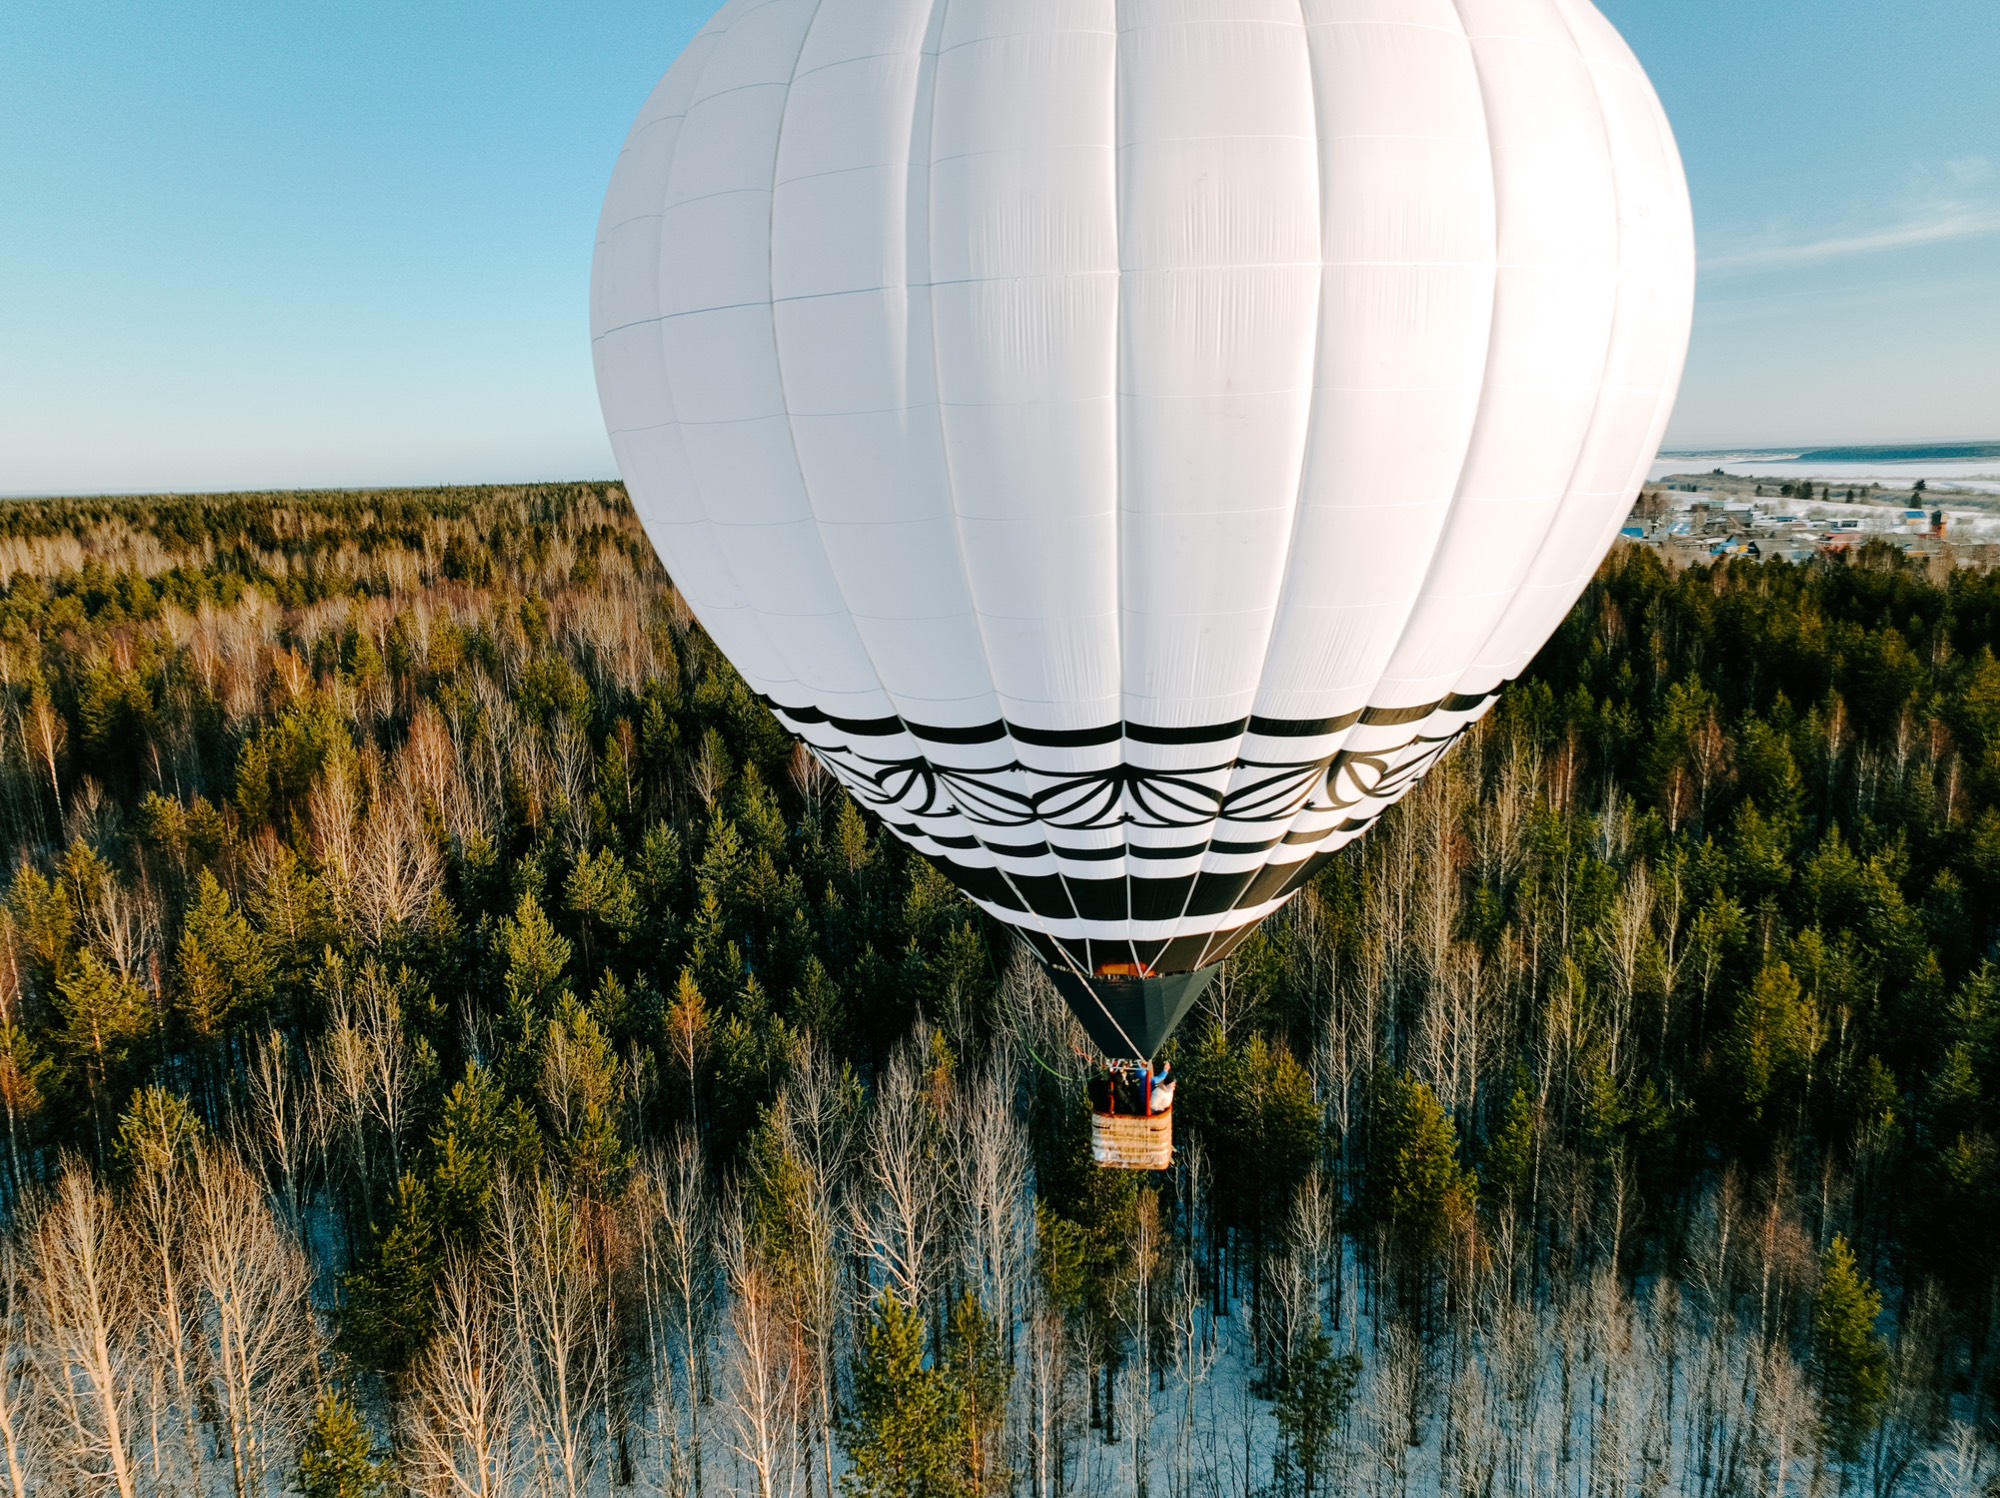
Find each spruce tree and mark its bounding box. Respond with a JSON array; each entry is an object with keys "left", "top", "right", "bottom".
[
  {"left": 54, "top": 949, "right": 154, "bottom": 1141},
  {"left": 1368, "top": 1072, "right": 1477, "bottom": 1271},
  {"left": 176, "top": 868, "right": 274, "bottom": 1040},
  {"left": 1811, "top": 1235, "right": 1891, "bottom": 1461},
  {"left": 944, "top": 1293, "right": 1012, "bottom": 1498},
  {"left": 297, "top": 1390, "right": 393, "bottom": 1498},
  {"left": 843, "top": 1293, "right": 953, "bottom": 1498},
  {"left": 1273, "top": 1323, "right": 1359, "bottom": 1498}
]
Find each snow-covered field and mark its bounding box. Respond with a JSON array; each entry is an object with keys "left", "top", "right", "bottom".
[{"left": 1650, "top": 451, "right": 2000, "bottom": 496}]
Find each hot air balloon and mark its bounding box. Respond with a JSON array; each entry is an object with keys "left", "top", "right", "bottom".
[{"left": 591, "top": 0, "right": 1694, "bottom": 1165}]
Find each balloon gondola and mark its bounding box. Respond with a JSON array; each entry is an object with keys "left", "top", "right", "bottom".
[{"left": 592, "top": 0, "right": 1694, "bottom": 1168}]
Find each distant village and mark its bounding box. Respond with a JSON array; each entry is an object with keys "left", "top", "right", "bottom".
[{"left": 1623, "top": 469, "right": 2000, "bottom": 566}]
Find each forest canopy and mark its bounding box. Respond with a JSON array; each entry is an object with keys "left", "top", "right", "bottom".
[{"left": 0, "top": 484, "right": 1992, "bottom": 1496}]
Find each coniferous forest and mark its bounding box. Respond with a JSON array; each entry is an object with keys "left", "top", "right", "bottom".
[{"left": 0, "top": 482, "right": 1996, "bottom": 1496}]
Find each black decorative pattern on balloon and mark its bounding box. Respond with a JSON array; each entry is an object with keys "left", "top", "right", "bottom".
[
  {"left": 811, "top": 749, "right": 1330, "bottom": 832},
  {"left": 805, "top": 728, "right": 1467, "bottom": 843},
  {"left": 1323, "top": 729, "right": 1466, "bottom": 814}
]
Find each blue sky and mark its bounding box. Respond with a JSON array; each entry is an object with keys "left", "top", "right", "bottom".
[{"left": 2, "top": 1, "right": 1995, "bottom": 494}]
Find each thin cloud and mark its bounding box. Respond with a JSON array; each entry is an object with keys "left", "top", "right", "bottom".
[{"left": 1701, "top": 204, "right": 2000, "bottom": 275}]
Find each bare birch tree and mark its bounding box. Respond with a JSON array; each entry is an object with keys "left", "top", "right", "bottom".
[
  {"left": 351, "top": 773, "right": 443, "bottom": 943},
  {"left": 854, "top": 1031, "right": 947, "bottom": 1312},
  {"left": 242, "top": 1028, "right": 322, "bottom": 1233},
  {"left": 185, "top": 1144, "right": 319, "bottom": 1498},
  {"left": 0, "top": 1242, "right": 43, "bottom": 1498},
  {"left": 633, "top": 1133, "right": 717, "bottom": 1498},
  {"left": 402, "top": 1254, "right": 520, "bottom": 1498},
  {"left": 953, "top": 1048, "right": 1031, "bottom": 1340},
  {"left": 1027, "top": 1215, "right": 1081, "bottom": 1498},
  {"left": 117, "top": 1088, "right": 212, "bottom": 1496},
  {"left": 24, "top": 1165, "right": 143, "bottom": 1498},
  {"left": 766, "top": 1047, "right": 856, "bottom": 1498},
  {"left": 719, "top": 1198, "right": 797, "bottom": 1498},
  {"left": 494, "top": 1171, "right": 613, "bottom": 1498}
]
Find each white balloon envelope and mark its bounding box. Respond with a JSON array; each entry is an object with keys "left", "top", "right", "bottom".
[{"left": 591, "top": 0, "right": 1695, "bottom": 1061}]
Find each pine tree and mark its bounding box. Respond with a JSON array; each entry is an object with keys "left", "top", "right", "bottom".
[
  {"left": 540, "top": 991, "right": 632, "bottom": 1194},
  {"left": 428, "top": 1060, "right": 541, "bottom": 1238},
  {"left": 944, "top": 1293, "right": 1012, "bottom": 1498},
  {"left": 842, "top": 1293, "right": 954, "bottom": 1498},
  {"left": 666, "top": 967, "right": 712, "bottom": 1134},
  {"left": 297, "top": 1390, "right": 393, "bottom": 1498},
  {"left": 834, "top": 798, "right": 873, "bottom": 880},
  {"left": 711, "top": 978, "right": 792, "bottom": 1157},
  {"left": 1811, "top": 1235, "right": 1891, "bottom": 1461},
  {"left": 9, "top": 865, "right": 74, "bottom": 992},
  {"left": 790, "top": 953, "right": 845, "bottom": 1046},
  {"left": 1368, "top": 1072, "right": 1477, "bottom": 1272},
  {"left": 0, "top": 1019, "right": 56, "bottom": 1192},
  {"left": 114, "top": 1084, "right": 204, "bottom": 1180},
  {"left": 501, "top": 891, "right": 573, "bottom": 1014},
  {"left": 1035, "top": 1204, "right": 1088, "bottom": 1327},
  {"left": 1272, "top": 1323, "right": 1359, "bottom": 1498},
  {"left": 340, "top": 1174, "right": 443, "bottom": 1374},
  {"left": 1727, "top": 960, "right": 1823, "bottom": 1126},
  {"left": 246, "top": 841, "right": 334, "bottom": 1008},
  {"left": 1482, "top": 1078, "right": 1537, "bottom": 1206},
  {"left": 696, "top": 808, "right": 751, "bottom": 924},
  {"left": 176, "top": 868, "right": 274, "bottom": 1040},
  {"left": 689, "top": 890, "right": 744, "bottom": 1003},
  {"left": 54, "top": 950, "right": 154, "bottom": 1141},
  {"left": 566, "top": 845, "right": 639, "bottom": 974},
  {"left": 636, "top": 819, "right": 686, "bottom": 951}
]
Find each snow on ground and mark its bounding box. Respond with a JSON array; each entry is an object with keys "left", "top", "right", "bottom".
[
  {"left": 1649, "top": 454, "right": 2000, "bottom": 496},
  {"left": 1032, "top": 1253, "right": 1988, "bottom": 1498}
]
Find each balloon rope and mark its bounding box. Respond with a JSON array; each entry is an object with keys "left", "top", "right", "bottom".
[
  {"left": 1075, "top": 978, "right": 1144, "bottom": 1065},
  {"left": 1019, "top": 1034, "right": 1074, "bottom": 1084},
  {"left": 981, "top": 935, "right": 1088, "bottom": 1085},
  {"left": 1036, "top": 921, "right": 1147, "bottom": 1065}
]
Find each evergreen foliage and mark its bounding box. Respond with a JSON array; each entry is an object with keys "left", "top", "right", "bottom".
[
  {"left": 842, "top": 1294, "right": 956, "bottom": 1498},
  {"left": 1368, "top": 1073, "right": 1477, "bottom": 1274},
  {"left": 1271, "top": 1323, "right": 1360, "bottom": 1498},
  {"left": 1811, "top": 1234, "right": 1891, "bottom": 1461},
  {"left": 0, "top": 487, "right": 1987, "bottom": 1487},
  {"left": 296, "top": 1390, "right": 393, "bottom": 1498}
]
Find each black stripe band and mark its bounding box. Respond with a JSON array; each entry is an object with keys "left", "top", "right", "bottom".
[{"left": 765, "top": 693, "right": 1499, "bottom": 746}]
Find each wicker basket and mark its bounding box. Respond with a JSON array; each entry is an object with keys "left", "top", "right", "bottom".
[{"left": 1091, "top": 1107, "right": 1173, "bottom": 1171}]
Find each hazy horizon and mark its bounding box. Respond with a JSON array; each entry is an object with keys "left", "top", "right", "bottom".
[{"left": 15, "top": 442, "right": 2000, "bottom": 506}]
